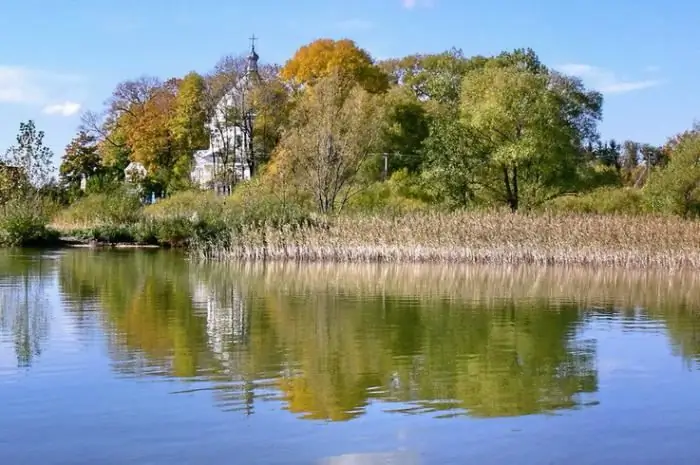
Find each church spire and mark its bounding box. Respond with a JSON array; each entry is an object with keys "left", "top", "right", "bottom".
[{"left": 246, "top": 34, "right": 259, "bottom": 76}]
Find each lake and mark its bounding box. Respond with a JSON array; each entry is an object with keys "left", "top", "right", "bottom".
[{"left": 2, "top": 250, "right": 700, "bottom": 464}]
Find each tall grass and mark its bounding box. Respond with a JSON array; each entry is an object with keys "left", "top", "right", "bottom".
[
  {"left": 192, "top": 211, "right": 700, "bottom": 269},
  {"left": 0, "top": 197, "right": 59, "bottom": 246}
]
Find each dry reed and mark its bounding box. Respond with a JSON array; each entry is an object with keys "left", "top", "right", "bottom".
[{"left": 193, "top": 211, "right": 700, "bottom": 269}]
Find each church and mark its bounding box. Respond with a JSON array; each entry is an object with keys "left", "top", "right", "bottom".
[
  {"left": 190, "top": 37, "right": 261, "bottom": 192},
  {"left": 124, "top": 37, "right": 262, "bottom": 194}
]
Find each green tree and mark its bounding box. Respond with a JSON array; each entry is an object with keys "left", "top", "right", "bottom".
[
  {"left": 381, "top": 86, "right": 430, "bottom": 173},
  {"left": 2, "top": 120, "right": 54, "bottom": 190},
  {"left": 59, "top": 131, "right": 102, "bottom": 191},
  {"left": 279, "top": 73, "right": 387, "bottom": 213},
  {"left": 421, "top": 111, "right": 488, "bottom": 208},
  {"left": 380, "top": 48, "right": 486, "bottom": 108},
  {"left": 645, "top": 130, "right": 700, "bottom": 217},
  {"left": 459, "top": 61, "right": 602, "bottom": 211}
]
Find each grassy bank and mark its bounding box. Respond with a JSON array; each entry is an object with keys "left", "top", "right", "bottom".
[
  {"left": 7, "top": 187, "right": 700, "bottom": 270},
  {"left": 191, "top": 211, "right": 700, "bottom": 269}
]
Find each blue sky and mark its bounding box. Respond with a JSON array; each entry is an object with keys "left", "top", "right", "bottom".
[{"left": 1, "top": 0, "right": 698, "bottom": 168}]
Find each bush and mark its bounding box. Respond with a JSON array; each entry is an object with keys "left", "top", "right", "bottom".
[
  {"left": 143, "top": 190, "right": 224, "bottom": 221},
  {"left": 0, "top": 198, "right": 59, "bottom": 246},
  {"left": 544, "top": 187, "right": 646, "bottom": 215},
  {"left": 345, "top": 170, "right": 431, "bottom": 215},
  {"left": 56, "top": 187, "right": 142, "bottom": 227}
]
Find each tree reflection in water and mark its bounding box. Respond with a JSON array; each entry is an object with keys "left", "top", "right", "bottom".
[
  {"left": 56, "top": 253, "right": 609, "bottom": 421},
  {"left": 0, "top": 251, "right": 53, "bottom": 368}
]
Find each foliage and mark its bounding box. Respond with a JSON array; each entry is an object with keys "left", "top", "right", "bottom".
[
  {"left": 381, "top": 86, "right": 430, "bottom": 172},
  {"left": 59, "top": 131, "right": 102, "bottom": 192},
  {"left": 279, "top": 73, "right": 387, "bottom": 213},
  {"left": 281, "top": 39, "right": 389, "bottom": 93},
  {"left": 143, "top": 190, "right": 225, "bottom": 221},
  {"left": 0, "top": 197, "right": 58, "bottom": 246},
  {"left": 2, "top": 120, "right": 54, "bottom": 190},
  {"left": 644, "top": 131, "right": 700, "bottom": 217},
  {"left": 379, "top": 47, "right": 484, "bottom": 108},
  {"left": 544, "top": 187, "right": 646, "bottom": 215},
  {"left": 420, "top": 110, "right": 487, "bottom": 208},
  {"left": 55, "top": 187, "right": 143, "bottom": 227},
  {"left": 345, "top": 169, "right": 431, "bottom": 214},
  {"left": 458, "top": 60, "right": 602, "bottom": 210}
]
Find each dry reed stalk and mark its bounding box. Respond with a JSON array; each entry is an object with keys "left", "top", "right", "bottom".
[{"left": 193, "top": 212, "right": 700, "bottom": 270}]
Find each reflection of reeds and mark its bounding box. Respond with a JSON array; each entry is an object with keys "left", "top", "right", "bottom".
[
  {"left": 200, "top": 261, "right": 700, "bottom": 311},
  {"left": 192, "top": 212, "right": 700, "bottom": 269}
]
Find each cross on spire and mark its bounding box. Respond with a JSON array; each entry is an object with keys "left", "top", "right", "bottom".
[{"left": 249, "top": 34, "right": 257, "bottom": 52}]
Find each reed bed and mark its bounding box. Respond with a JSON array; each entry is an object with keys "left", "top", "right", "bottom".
[{"left": 192, "top": 211, "right": 700, "bottom": 269}]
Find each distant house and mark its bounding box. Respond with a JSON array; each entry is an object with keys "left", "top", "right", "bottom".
[
  {"left": 124, "top": 161, "right": 147, "bottom": 184},
  {"left": 191, "top": 39, "right": 261, "bottom": 192}
]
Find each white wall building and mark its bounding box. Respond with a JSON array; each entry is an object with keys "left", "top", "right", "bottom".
[{"left": 191, "top": 39, "right": 261, "bottom": 191}]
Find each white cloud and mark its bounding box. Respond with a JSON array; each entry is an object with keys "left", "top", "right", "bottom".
[
  {"left": 0, "top": 65, "right": 83, "bottom": 110},
  {"left": 42, "top": 101, "right": 82, "bottom": 117},
  {"left": 555, "top": 63, "right": 661, "bottom": 94},
  {"left": 402, "top": 0, "right": 434, "bottom": 9}
]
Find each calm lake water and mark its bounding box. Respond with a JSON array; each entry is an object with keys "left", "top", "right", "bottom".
[{"left": 2, "top": 250, "right": 700, "bottom": 464}]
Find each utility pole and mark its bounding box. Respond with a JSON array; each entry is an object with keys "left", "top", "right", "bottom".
[{"left": 382, "top": 153, "right": 388, "bottom": 181}]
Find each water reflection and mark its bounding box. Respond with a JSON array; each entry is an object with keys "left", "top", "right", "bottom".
[
  {"left": 0, "top": 251, "right": 54, "bottom": 368},
  {"left": 0, "top": 250, "right": 692, "bottom": 423},
  {"left": 51, "top": 252, "right": 602, "bottom": 421}
]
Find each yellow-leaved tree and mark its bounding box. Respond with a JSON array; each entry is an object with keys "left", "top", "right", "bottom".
[{"left": 281, "top": 38, "right": 388, "bottom": 94}]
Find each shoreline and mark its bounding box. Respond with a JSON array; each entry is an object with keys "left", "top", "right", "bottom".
[{"left": 10, "top": 211, "right": 700, "bottom": 269}]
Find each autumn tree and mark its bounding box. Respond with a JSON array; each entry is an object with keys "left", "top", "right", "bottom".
[
  {"left": 59, "top": 131, "right": 102, "bottom": 191},
  {"left": 281, "top": 39, "right": 388, "bottom": 93},
  {"left": 279, "top": 73, "right": 387, "bottom": 213}
]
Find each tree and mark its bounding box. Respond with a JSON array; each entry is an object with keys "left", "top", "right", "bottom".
[
  {"left": 169, "top": 72, "right": 209, "bottom": 188},
  {"left": 281, "top": 39, "right": 388, "bottom": 93},
  {"left": 381, "top": 86, "right": 430, "bottom": 173},
  {"left": 379, "top": 48, "right": 486, "bottom": 108},
  {"left": 59, "top": 131, "right": 102, "bottom": 191},
  {"left": 421, "top": 110, "right": 488, "bottom": 208},
  {"left": 645, "top": 130, "right": 700, "bottom": 217},
  {"left": 279, "top": 73, "right": 387, "bottom": 213},
  {"left": 460, "top": 61, "right": 601, "bottom": 211},
  {"left": 2, "top": 120, "right": 54, "bottom": 190}
]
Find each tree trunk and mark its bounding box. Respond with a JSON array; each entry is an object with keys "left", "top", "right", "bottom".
[{"left": 503, "top": 164, "right": 519, "bottom": 212}]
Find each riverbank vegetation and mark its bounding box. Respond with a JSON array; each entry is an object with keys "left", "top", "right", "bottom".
[{"left": 3, "top": 39, "right": 700, "bottom": 262}]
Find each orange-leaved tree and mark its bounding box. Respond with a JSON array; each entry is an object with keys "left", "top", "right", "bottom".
[{"left": 281, "top": 38, "right": 388, "bottom": 93}]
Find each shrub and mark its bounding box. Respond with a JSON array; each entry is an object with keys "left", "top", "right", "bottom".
[
  {"left": 0, "top": 198, "right": 59, "bottom": 246},
  {"left": 143, "top": 190, "right": 224, "bottom": 221},
  {"left": 544, "top": 187, "right": 646, "bottom": 215},
  {"left": 55, "top": 187, "right": 142, "bottom": 228}
]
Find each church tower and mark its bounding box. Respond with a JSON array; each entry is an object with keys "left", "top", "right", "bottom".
[{"left": 244, "top": 34, "right": 261, "bottom": 85}]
